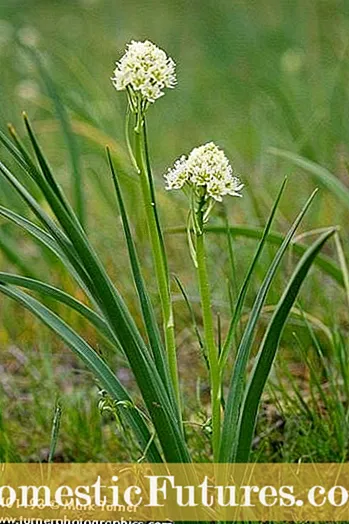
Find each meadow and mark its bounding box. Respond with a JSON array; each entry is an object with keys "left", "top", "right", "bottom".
[{"left": 0, "top": 0, "right": 349, "bottom": 474}]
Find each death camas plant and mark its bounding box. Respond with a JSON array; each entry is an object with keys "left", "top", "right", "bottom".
[
  {"left": 164, "top": 142, "right": 243, "bottom": 461},
  {"left": 111, "top": 40, "right": 180, "bottom": 411},
  {"left": 0, "top": 40, "right": 336, "bottom": 463}
]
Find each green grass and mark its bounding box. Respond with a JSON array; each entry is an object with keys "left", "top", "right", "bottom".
[{"left": 0, "top": 0, "right": 349, "bottom": 476}]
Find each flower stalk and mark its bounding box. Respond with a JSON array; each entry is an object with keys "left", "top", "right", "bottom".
[
  {"left": 133, "top": 114, "right": 181, "bottom": 414},
  {"left": 112, "top": 40, "right": 181, "bottom": 418},
  {"left": 195, "top": 204, "right": 221, "bottom": 461}
]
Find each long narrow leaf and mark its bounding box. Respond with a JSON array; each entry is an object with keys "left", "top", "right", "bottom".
[
  {"left": 0, "top": 272, "right": 121, "bottom": 351},
  {"left": 23, "top": 115, "right": 83, "bottom": 227},
  {"left": 22, "top": 44, "right": 85, "bottom": 227},
  {"left": 269, "top": 148, "right": 349, "bottom": 210},
  {"left": 219, "top": 177, "right": 287, "bottom": 371},
  {"left": 0, "top": 127, "right": 43, "bottom": 202},
  {"left": 0, "top": 126, "right": 190, "bottom": 462},
  {"left": 107, "top": 149, "right": 179, "bottom": 415},
  {"left": 219, "top": 189, "right": 317, "bottom": 463},
  {"left": 0, "top": 283, "right": 162, "bottom": 462},
  {"left": 8, "top": 121, "right": 76, "bottom": 222},
  {"left": 235, "top": 228, "right": 336, "bottom": 462},
  {"left": 0, "top": 205, "right": 96, "bottom": 305},
  {"left": 0, "top": 163, "right": 96, "bottom": 297},
  {"left": 167, "top": 225, "right": 343, "bottom": 288},
  {"left": 0, "top": 228, "right": 37, "bottom": 277}
]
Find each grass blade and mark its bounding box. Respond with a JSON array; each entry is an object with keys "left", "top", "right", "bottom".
[
  {"left": 48, "top": 401, "right": 62, "bottom": 463},
  {"left": 219, "top": 189, "right": 318, "bottom": 463},
  {"left": 235, "top": 228, "right": 336, "bottom": 462},
  {"left": 22, "top": 44, "right": 85, "bottom": 227},
  {"left": 269, "top": 148, "right": 349, "bottom": 210}
]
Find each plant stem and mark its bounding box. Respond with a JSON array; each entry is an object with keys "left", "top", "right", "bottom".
[
  {"left": 133, "top": 118, "right": 181, "bottom": 415},
  {"left": 195, "top": 220, "right": 221, "bottom": 461}
]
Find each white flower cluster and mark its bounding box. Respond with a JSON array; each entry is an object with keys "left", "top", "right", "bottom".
[
  {"left": 111, "top": 40, "right": 176, "bottom": 103},
  {"left": 164, "top": 142, "right": 243, "bottom": 202}
]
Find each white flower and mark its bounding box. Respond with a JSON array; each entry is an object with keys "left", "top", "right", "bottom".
[
  {"left": 164, "top": 156, "right": 189, "bottom": 190},
  {"left": 112, "top": 40, "right": 176, "bottom": 104},
  {"left": 164, "top": 142, "right": 243, "bottom": 202}
]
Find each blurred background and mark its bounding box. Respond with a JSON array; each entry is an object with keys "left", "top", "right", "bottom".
[{"left": 0, "top": 0, "right": 349, "bottom": 462}]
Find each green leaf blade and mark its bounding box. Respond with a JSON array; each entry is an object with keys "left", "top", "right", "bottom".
[
  {"left": 269, "top": 148, "right": 349, "bottom": 210},
  {"left": 219, "top": 189, "right": 317, "bottom": 463},
  {"left": 0, "top": 272, "right": 121, "bottom": 351},
  {"left": 167, "top": 225, "right": 344, "bottom": 288},
  {"left": 235, "top": 227, "right": 336, "bottom": 462},
  {"left": 0, "top": 149, "right": 191, "bottom": 463},
  {"left": 219, "top": 177, "right": 287, "bottom": 371},
  {"left": 0, "top": 283, "right": 162, "bottom": 462}
]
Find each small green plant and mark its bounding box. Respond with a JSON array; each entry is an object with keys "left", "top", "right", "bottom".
[{"left": 0, "top": 40, "right": 336, "bottom": 463}]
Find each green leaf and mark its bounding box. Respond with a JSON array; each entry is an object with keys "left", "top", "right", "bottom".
[
  {"left": 0, "top": 227, "right": 37, "bottom": 278},
  {"left": 269, "top": 147, "right": 349, "bottom": 210},
  {"left": 0, "top": 205, "right": 96, "bottom": 304},
  {"left": 0, "top": 126, "right": 190, "bottom": 463},
  {"left": 219, "top": 189, "right": 317, "bottom": 463},
  {"left": 0, "top": 272, "right": 121, "bottom": 351},
  {"left": 107, "top": 149, "right": 179, "bottom": 414},
  {"left": 167, "top": 224, "right": 343, "bottom": 288},
  {"left": 0, "top": 127, "right": 43, "bottom": 202},
  {"left": 219, "top": 177, "right": 287, "bottom": 372},
  {"left": 22, "top": 114, "right": 83, "bottom": 226},
  {"left": 22, "top": 44, "right": 85, "bottom": 227},
  {"left": 0, "top": 283, "right": 162, "bottom": 462},
  {"left": 235, "top": 227, "right": 336, "bottom": 462},
  {"left": 0, "top": 163, "right": 95, "bottom": 296}
]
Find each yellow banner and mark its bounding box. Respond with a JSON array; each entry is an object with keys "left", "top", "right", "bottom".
[{"left": 1, "top": 463, "right": 349, "bottom": 521}]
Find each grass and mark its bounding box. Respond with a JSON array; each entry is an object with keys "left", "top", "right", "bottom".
[{"left": 0, "top": 0, "right": 349, "bottom": 478}]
